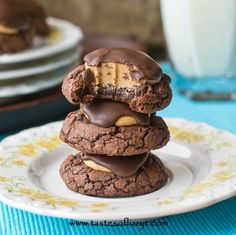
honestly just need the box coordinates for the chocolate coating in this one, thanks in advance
[84,48,162,80]
[81,152,148,177]
[81,99,149,127]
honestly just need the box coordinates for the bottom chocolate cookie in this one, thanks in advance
[60,152,168,197]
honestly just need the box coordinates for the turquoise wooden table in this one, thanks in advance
[1,63,236,235]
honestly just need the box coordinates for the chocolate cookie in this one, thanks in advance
[0,29,34,53]
[60,152,168,197]
[62,48,172,114]
[25,0,49,36]
[60,110,170,156]
[0,0,34,53]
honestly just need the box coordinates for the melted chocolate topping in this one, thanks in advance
[81,152,149,177]
[84,48,162,81]
[81,99,149,127]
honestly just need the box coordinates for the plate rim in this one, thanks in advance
[0,185,235,220]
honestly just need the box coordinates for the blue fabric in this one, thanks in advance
[1,62,236,235]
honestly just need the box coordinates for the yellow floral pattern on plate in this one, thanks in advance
[0,175,79,209]
[156,154,236,205]
[169,125,206,143]
[17,134,62,158]
[0,134,63,168]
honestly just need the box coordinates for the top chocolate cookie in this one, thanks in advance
[62,48,172,113]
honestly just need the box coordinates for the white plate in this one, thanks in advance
[0,51,80,80]
[0,65,75,97]
[0,119,236,220]
[0,17,83,64]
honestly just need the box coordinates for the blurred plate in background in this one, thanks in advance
[0,53,78,81]
[0,17,83,64]
[0,17,83,100]
[0,51,80,80]
[0,65,76,98]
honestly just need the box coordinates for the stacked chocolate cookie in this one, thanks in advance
[60,48,172,197]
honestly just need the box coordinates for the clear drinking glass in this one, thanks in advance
[160,0,236,100]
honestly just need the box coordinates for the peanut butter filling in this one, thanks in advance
[84,160,111,172]
[114,116,138,126]
[0,25,18,34]
[85,62,158,89]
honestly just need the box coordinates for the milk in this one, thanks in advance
[160,0,236,78]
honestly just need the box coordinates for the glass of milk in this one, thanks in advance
[160,0,236,99]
